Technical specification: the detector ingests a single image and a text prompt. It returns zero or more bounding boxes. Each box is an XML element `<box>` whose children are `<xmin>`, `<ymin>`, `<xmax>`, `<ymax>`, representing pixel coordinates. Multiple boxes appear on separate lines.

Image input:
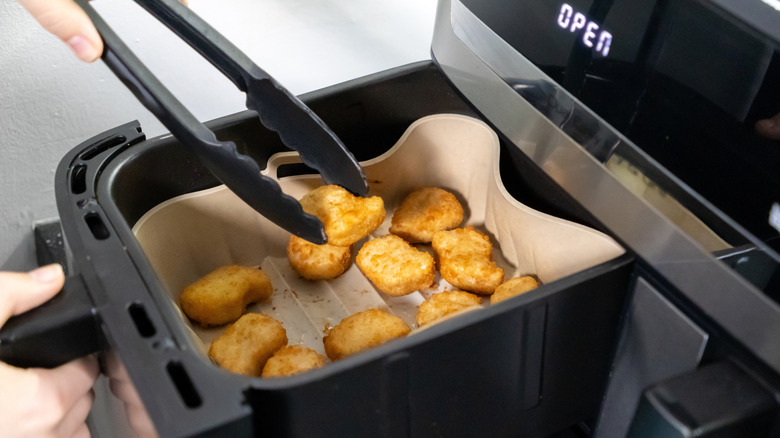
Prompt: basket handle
<box><xmin>0</xmin><ymin>274</ymin><xmax>101</xmax><ymax>369</ymax></box>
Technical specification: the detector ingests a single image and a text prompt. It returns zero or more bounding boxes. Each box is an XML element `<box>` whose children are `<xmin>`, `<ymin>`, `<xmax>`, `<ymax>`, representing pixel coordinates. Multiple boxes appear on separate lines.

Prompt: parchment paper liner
<box><xmin>133</xmin><ymin>114</ymin><xmax>625</xmax><ymax>357</ymax></box>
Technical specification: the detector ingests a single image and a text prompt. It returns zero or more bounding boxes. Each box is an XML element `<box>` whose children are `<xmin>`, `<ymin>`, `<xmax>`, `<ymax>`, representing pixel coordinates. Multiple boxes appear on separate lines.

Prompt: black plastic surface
<box><xmin>56</xmin><ymin>120</ymin><xmax>254</xmax><ymax>437</ymax></box>
<box><xmin>627</xmin><ymin>360</ymin><xmax>777</xmax><ymax>438</ymax></box>
<box><xmin>0</xmin><ymin>274</ymin><xmax>99</xmax><ymax>369</ymax></box>
<box><xmin>33</xmin><ymin>220</ymin><xmax>70</xmax><ymax>275</ymax></box>
<box><xmin>716</xmin><ymin>244</ymin><xmax>780</xmax><ymax>296</ymax></box>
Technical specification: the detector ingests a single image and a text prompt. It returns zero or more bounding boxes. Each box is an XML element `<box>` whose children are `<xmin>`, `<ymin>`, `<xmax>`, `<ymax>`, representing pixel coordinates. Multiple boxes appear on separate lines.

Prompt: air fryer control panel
<box><xmin>461</xmin><ymin>0</ymin><xmax>780</xmax><ymax>253</ymax></box>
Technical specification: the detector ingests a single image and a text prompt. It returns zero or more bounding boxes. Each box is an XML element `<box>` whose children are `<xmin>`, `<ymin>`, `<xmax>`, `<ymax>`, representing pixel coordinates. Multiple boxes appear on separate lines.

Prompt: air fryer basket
<box><xmin>54</xmin><ymin>62</ymin><xmax>635</xmax><ymax>437</ymax></box>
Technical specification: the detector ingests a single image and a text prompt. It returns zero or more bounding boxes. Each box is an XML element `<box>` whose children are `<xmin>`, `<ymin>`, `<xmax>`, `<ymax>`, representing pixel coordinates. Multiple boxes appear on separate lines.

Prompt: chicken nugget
<box><xmin>490</xmin><ymin>275</ymin><xmax>539</xmax><ymax>304</ymax></box>
<box><xmin>323</xmin><ymin>309</ymin><xmax>411</xmax><ymax>361</ymax></box>
<box><xmin>287</xmin><ymin>235</ymin><xmax>352</xmax><ymax>280</ymax></box>
<box><xmin>261</xmin><ymin>345</ymin><xmax>328</xmax><ymax>378</ymax></box>
<box><xmin>208</xmin><ymin>313</ymin><xmax>287</xmax><ymax>377</ymax></box>
<box><xmin>390</xmin><ymin>187</ymin><xmax>464</xmax><ymax>243</ymax></box>
<box><xmin>299</xmin><ymin>185</ymin><xmax>385</xmax><ymax>246</ymax></box>
<box><xmin>432</xmin><ymin>227</ymin><xmax>504</xmax><ymax>294</ymax></box>
<box><xmin>416</xmin><ymin>290</ymin><xmax>482</xmax><ymax>327</ymax></box>
<box><xmin>180</xmin><ymin>265</ymin><xmax>273</xmax><ymax>326</ymax></box>
<box><xmin>356</xmin><ymin>234</ymin><xmax>436</xmax><ymax>296</ymax></box>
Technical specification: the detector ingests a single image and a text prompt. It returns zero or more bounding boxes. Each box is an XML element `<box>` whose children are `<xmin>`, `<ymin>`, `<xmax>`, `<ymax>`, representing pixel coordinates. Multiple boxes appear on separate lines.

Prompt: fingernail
<box><xmin>29</xmin><ymin>264</ymin><xmax>64</xmax><ymax>284</ymax></box>
<box><xmin>67</xmin><ymin>35</ymin><xmax>100</xmax><ymax>62</ymax></box>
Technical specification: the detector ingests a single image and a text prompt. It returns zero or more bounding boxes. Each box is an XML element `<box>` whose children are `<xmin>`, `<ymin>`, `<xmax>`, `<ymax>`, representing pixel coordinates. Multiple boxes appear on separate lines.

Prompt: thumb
<box><xmin>0</xmin><ymin>264</ymin><xmax>66</xmax><ymax>328</ymax></box>
<box><xmin>18</xmin><ymin>0</ymin><xmax>103</xmax><ymax>62</ymax></box>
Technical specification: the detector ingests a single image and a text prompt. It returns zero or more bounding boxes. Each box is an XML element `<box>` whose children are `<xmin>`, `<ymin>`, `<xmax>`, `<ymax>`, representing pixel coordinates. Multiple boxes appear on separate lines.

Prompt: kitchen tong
<box><xmin>74</xmin><ymin>0</ymin><xmax>368</xmax><ymax>244</ymax></box>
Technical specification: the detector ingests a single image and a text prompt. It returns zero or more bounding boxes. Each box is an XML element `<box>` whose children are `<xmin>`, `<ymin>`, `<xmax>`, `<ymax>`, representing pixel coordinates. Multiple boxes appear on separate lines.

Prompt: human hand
<box><xmin>106</xmin><ymin>352</ymin><xmax>158</xmax><ymax>438</ymax></box>
<box><xmin>0</xmin><ymin>265</ymin><xmax>100</xmax><ymax>438</ymax></box>
<box><xmin>756</xmin><ymin>112</ymin><xmax>780</xmax><ymax>141</ymax></box>
<box><xmin>18</xmin><ymin>0</ymin><xmax>190</xmax><ymax>63</ymax></box>
<box><xmin>18</xmin><ymin>0</ymin><xmax>103</xmax><ymax>63</ymax></box>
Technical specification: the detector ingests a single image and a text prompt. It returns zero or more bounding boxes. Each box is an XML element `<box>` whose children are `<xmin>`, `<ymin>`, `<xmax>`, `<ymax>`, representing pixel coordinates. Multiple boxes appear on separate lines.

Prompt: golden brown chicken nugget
<box><xmin>490</xmin><ymin>276</ymin><xmax>539</xmax><ymax>304</ymax></box>
<box><xmin>390</xmin><ymin>187</ymin><xmax>464</xmax><ymax>243</ymax></box>
<box><xmin>432</xmin><ymin>227</ymin><xmax>504</xmax><ymax>295</ymax></box>
<box><xmin>287</xmin><ymin>235</ymin><xmax>352</xmax><ymax>280</ymax></box>
<box><xmin>356</xmin><ymin>234</ymin><xmax>436</xmax><ymax>296</ymax></box>
<box><xmin>299</xmin><ymin>185</ymin><xmax>385</xmax><ymax>246</ymax></box>
<box><xmin>261</xmin><ymin>345</ymin><xmax>328</xmax><ymax>378</ymax></box>
<box><xmin>323</xmin><ymin>309</ymin><xmax>411</xmax><ymax>361</ymax></box>
<box><xmin>180</xmin><ymin>265</ymin><xmax>273</xmax><ymax>326</ymax></box>
<box><xmin>416</xmin><ymin>290</ymin><xmax>482</xmax><ymax>327</ymax></box>
<box><xmin>208</xmin><ymin>313</ymin><xmax>287</xmax><ymax>377</ymax></box>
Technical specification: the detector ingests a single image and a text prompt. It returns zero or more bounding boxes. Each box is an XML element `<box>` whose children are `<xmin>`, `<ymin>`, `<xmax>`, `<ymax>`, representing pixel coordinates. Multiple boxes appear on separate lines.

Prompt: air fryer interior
<box><xmin>99</xmin><ymin>62</ymin><xmax>631</xmax><ymax>361</ymax></box>
<box><xmin>130</xmin><ymin>114</ymin><xmax>625</xmax><ymax>359</ymax></box>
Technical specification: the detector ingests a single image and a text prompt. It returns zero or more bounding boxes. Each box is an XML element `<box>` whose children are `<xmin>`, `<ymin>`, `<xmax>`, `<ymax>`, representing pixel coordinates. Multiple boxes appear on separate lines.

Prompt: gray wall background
<box><xmin>1</xmin><ymin>0</ymin><xmax>436</xmax><ymax>271</ymax></box>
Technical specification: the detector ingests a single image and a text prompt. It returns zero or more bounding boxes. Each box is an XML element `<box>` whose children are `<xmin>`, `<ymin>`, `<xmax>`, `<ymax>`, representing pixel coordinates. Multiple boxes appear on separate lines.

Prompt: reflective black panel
<box><xmin>462</xmin><ymin>0</ymin><xmax>780</xmax><ymax>251</ymax></box>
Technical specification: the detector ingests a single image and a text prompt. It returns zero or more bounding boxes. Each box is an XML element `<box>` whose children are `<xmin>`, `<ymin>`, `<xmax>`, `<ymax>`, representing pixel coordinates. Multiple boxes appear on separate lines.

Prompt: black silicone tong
<box><xmin>74</xmin><ymin>0</ymin><xmax>368</xmax><ymax>244</ymax></box>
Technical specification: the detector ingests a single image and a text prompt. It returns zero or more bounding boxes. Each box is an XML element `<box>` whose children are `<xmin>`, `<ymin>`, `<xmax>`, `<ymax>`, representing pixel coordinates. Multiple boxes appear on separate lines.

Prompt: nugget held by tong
<box><xmin>299</xmin><ymin>185</ymin><xmax>385</xmax><ymax>246</ymax></box>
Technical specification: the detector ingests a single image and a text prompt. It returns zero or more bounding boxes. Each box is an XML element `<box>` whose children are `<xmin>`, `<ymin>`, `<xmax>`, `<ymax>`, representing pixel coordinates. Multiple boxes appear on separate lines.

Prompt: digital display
<box><xmin>556</xmin><ymin>3</ymin><xmax>612</xmax><ymax>56</ymax></box>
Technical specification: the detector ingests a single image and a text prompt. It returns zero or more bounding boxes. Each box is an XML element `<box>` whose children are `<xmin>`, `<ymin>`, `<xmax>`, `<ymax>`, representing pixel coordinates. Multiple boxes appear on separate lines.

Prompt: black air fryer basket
<box><xmin>1</xmin><ymin>63</ymin><xmax>640</xmax><ymax>437</ymax></box>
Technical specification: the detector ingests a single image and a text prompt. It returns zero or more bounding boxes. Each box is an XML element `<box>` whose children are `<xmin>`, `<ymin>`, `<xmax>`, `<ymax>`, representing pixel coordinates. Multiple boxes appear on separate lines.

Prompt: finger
<box><xmin>54</xmin><ymin>390</ymin><xmax>94</xmax><ymax>438</ymax></box>
<box><xmin>126</xmin><ymin>403</ymin><xmax>159</xmax><ymax>438</ymax></box>
<box><xmin>105</xmin><ymin>351</ymin><xmax>130</xmax><ymax>382</ymax></box>
<box><xmin>72</xmin><ymin>423</ymin><xmax>92</xmax><ymax>438</ymax></box>
<box><xmin>0</xmin><ymin>362</ymin><xmax>45</xmax><ymax>435</ymax></box>
<box><xmin>110</xmin><ymin>379</ymin><xmax>158</xmax><ymax>437</ymax></box>
<box><xmin>109</xmin><ymin>378</ymin><xmax>143</xmax><ymax>406</ymax></box>
<box><xmin>18</xmin><ymin>0</ymin><xmax>103</xmax><ymax>62</ymax></box>
<box><xmin>756</xmin><ymin>113</ymin><xmax>780</xmax><ymax>141</ymax></box>
<box><xmin>37</xmin><ymin>355</ymin><xmax>100</xmax><ymax>413</ymax></box>
<box><xmin>0</xmin><ymin>264</ymin><xmax>65</xmax><ymax>327</ymax></box>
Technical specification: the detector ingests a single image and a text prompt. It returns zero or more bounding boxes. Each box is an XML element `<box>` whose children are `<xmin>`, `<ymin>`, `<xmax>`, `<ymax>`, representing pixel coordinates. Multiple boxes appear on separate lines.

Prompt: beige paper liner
<box><xmin>133</xmin><ymin>114</ymin><xmax>625</xmax><ymax>357</ymax></box>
